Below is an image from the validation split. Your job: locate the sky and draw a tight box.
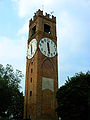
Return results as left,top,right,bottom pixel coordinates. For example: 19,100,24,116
0,0,90,93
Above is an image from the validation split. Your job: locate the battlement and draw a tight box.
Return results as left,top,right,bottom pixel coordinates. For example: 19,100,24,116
29,9,56,26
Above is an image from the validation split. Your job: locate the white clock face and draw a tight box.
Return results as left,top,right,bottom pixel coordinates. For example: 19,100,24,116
39,38,57,57
27,38,37,59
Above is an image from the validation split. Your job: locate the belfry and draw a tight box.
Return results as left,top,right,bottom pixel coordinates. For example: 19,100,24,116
24,9,58,120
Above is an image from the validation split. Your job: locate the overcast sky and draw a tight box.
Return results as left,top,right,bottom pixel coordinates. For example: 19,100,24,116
0,0,90,92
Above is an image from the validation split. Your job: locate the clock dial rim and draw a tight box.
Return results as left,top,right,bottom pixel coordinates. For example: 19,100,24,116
39,37,57,58
27,38,37,59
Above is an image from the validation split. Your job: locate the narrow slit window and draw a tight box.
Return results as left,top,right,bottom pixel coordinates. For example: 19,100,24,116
30,91,32,96
31,68,33,73
31,61,33,65
31,77,32,82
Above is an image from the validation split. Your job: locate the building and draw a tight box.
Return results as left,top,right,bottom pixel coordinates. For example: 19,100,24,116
24,9,58,120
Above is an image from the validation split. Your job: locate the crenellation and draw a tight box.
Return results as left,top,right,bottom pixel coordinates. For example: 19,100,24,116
37,9,43,16
45,13,50,18
52,15,56,22
33,13,37,21
29,9,56,25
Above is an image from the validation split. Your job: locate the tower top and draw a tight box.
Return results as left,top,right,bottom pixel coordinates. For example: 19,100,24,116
29,9,56,26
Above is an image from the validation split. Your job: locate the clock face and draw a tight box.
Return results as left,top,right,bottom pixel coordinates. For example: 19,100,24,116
39,38,57,57
27,38,37,59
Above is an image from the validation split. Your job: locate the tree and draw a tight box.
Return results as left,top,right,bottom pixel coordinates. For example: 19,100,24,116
0,64,24,120
56,72,90,120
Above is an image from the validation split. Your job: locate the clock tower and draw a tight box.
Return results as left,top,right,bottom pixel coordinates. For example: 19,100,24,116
24,9,58,120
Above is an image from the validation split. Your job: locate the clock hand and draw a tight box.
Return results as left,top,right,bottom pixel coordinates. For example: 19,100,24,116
47,42,50,54
31,44,32,55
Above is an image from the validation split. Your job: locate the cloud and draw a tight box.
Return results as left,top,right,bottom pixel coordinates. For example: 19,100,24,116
0,36,27,74
12,0,54,18
11,0,90,18
57,10,89,59
57,8,90,86
17,20,29,36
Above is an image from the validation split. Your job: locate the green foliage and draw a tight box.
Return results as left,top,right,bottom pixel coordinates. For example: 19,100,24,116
56,71,90,120
0,64,24,120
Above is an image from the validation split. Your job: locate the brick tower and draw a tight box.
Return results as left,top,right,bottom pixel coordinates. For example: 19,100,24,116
24,9,58,120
